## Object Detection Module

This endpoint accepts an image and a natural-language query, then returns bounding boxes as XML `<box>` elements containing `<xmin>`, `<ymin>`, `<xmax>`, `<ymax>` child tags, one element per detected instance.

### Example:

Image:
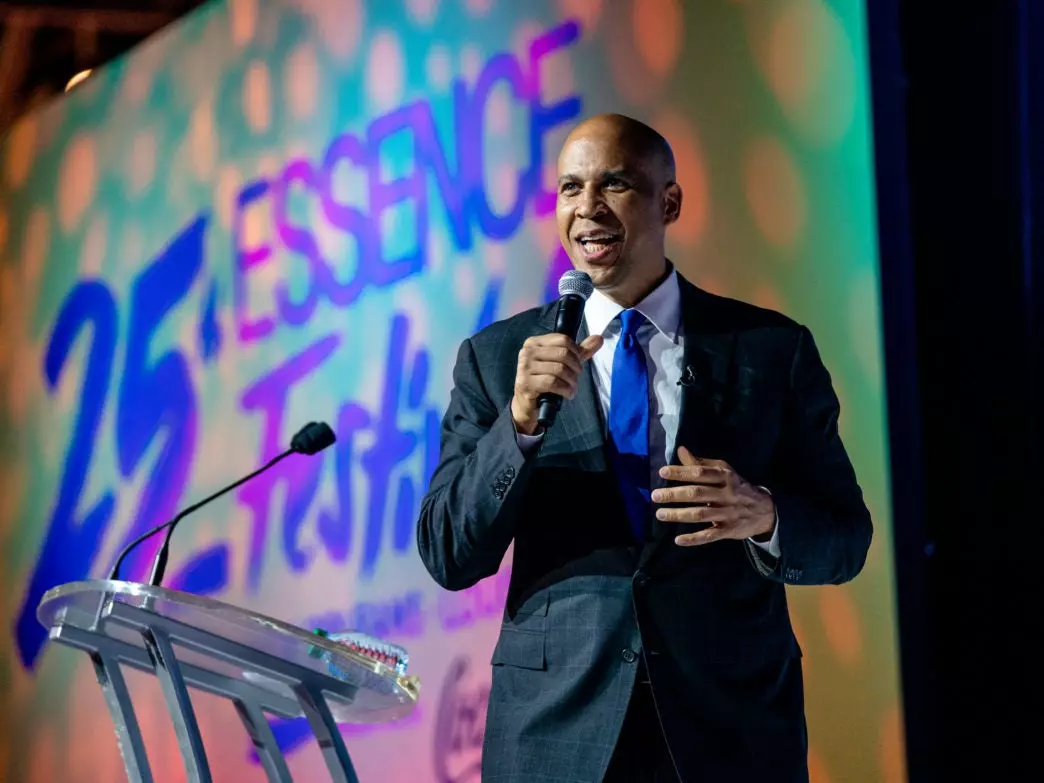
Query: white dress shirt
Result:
<box><xmin>517</xmin><ymin>269</ymin><xmax>779</xmax><ymax>557</ymax></box>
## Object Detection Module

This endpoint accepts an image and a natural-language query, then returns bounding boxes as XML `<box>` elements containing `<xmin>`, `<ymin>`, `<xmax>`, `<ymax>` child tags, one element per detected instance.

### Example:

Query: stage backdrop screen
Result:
<box><xmin>0</xmin><ymin>0</ymin><xmax>903</xmax><ymax>780</ymax></box>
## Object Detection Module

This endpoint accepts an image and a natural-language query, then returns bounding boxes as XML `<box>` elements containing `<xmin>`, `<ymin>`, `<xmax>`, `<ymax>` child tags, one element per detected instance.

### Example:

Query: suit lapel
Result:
<box><xmin>640</xmin><ymin>279</ymin><xmax>737</xmax><ymax>569</ymax></box>
<box><xmin>533</xmin><ymin>306</ymin><xmax>606</xmax><ymax>469</ymax></box>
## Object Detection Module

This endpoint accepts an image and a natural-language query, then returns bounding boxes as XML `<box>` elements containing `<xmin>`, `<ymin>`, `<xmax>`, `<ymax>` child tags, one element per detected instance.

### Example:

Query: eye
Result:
<box><xmin>605</xmin><ymin>177</ymin><xmax>628</xmax><ymax>191</ymax></box>
<box><xmin>559</xmin><ymin>181</ymin><xmax>579</xmax><ymax>195</ymax></box>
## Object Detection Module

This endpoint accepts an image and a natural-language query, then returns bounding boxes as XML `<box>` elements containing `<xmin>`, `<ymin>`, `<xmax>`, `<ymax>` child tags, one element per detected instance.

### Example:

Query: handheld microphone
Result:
<box><xmin>537</xmin><ymin>270</ymin><xmax>595</xmax><ymax>428</ymax></box>
<box><xmin>107</xmin><ymin>421</ymin><xmax>336</xmax><ymax>587</ymax></box>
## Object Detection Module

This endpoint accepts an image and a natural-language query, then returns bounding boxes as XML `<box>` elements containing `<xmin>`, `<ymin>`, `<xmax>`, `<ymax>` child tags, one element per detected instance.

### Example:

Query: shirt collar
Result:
<box><xmin>583</xmin><ymin>267</ymin><xmax>681</xmax><ymax>343</ymax></box>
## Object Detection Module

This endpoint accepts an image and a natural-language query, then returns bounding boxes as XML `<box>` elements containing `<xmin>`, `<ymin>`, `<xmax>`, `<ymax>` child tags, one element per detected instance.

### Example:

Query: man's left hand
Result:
<box><xmin>651</xmin><ymin>446</ymin><xmax>776</xmax><ymax>547</ymax></box>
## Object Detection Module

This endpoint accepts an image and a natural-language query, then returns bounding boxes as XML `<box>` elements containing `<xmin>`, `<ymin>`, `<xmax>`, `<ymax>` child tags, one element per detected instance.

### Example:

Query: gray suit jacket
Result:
<box><xmin>417</xmin><ymin>275</ymin><xmax>872</xmax><ymax>782</ymax></box>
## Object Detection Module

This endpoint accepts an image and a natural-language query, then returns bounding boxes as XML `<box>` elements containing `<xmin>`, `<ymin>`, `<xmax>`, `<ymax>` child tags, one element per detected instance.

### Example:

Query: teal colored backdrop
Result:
<box><xmin>0</xmin><ymin>1</ymin><xmax>903</xmax><ymax>780</ymax></box>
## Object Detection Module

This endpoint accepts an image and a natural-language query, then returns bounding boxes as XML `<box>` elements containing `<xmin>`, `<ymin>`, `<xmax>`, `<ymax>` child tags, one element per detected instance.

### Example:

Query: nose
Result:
<box><xmin>575</xmin><ymin>185</ymin><xmax>607</xmax><ymax>220</ymax></box>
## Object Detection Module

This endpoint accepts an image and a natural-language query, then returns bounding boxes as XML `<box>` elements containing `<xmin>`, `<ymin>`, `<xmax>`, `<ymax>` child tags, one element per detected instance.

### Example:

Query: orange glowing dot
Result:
<box><xmin>243</xmin><ymin>61</ymin><xmax>272</xmax><ymax>133</ymax></box>
<box><xmin>744</xmin><ymin>136</ymin><xmax>806</xmax><ymax>249</ymax></box>
<box><xmin>654</xmin><ymin>111</ymin><xmax>708</xmax><ymax>247</ymax></box>
<box><xmin>818</xmin><ymin>586</ymin><xmax>863</xmax><ymax>667</ymax></box>
<box><xmin>808</xmin><ymin>746</ymin><xmax>832</xmax><ymax>783</ymax></box>
<box><xmin>286</xmin><ymin>42</ymin><xmax>321</xmax><ymax>120</ymax></box>
<box><xmin>129</xmin><ymin>130</ymin><xmax>157</xmax><ymax>195</ymax></box>
<box><xmin>556</xmin><ymin>0</ymin><xmax>603</xmax><ymax>32</ymax></box>
<box><xmin>633</xmin><ymin>0</ymin><xmax>683</xmax><ymax>79</ymax></box>
<box><xmin>880</xmin><ymin>703</ymin><xmax>907</xmax><ymax>783</ymax></box>
<box><xmin>56</xmin><ymin>133</ymin><xmax>97</xmax><ymax>232</ymax></box>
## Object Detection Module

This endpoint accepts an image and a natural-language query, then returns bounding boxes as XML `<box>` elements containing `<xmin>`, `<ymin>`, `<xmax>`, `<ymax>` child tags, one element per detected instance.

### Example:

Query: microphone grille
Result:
<box><xmin>558</xmin><ymin>270</ymin><xmax>594</xmax><ymax>300</ymax></box>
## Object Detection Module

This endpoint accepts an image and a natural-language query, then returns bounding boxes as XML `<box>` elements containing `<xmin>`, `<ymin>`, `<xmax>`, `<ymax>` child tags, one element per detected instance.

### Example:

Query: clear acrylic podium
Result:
<box><xmin>37</xmin><ymin>580</ymin><xmax>421</xmax><ymax>783</ymax></box>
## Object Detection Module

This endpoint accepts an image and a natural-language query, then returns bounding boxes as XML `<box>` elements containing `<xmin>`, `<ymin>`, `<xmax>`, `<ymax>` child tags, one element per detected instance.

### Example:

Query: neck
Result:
<box><xmin>601</xmin><ymin>258</ymin><xmax>671</xmax><ymax>309</ymax></box>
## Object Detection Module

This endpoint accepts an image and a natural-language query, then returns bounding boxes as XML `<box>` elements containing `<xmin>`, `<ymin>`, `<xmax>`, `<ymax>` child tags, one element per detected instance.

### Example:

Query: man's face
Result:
<box><xmin>555</xmin><ymin>124</ymin><xmax>679</xmax><ymax>294</ymax></box>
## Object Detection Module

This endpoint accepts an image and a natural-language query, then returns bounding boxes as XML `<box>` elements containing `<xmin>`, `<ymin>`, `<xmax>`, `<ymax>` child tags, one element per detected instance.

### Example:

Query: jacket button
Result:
<box><xmin>633</xmin><ymin>572</ymin><xmax>650</xmax><ymax>589</ymax></box>
<box><xmin>621</xmin><ymin>649</ymin><xmax>637</xmax><ymax>664</ymax></box>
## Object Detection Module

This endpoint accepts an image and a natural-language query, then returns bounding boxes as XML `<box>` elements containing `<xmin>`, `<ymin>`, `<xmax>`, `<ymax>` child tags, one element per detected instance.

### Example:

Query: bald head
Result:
<box><xmin>562</xmin><ymin>113</ymin><xmax>676</xmax><ymax>184</ymax></box>
<box><xmin>555</xmin><ymin>113</ymin><xmax>683</xmax><ymax>306</ymax></box>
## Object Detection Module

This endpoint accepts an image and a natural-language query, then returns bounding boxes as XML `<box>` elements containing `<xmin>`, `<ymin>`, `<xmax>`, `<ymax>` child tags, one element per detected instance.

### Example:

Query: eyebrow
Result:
<box><xmin>557</xmin><ymin>167</ymin><xmax>634</xmax><ymax>185</ymax></box>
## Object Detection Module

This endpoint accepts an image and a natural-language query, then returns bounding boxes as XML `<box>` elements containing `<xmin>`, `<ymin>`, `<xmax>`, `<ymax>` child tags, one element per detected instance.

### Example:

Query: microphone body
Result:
<box><xmin>108</xmin><ymin>422</ymin><xmax>336</xmax><ymax>587</ymax></box>
<box><xmin>537</xmin><ymin>271</ymin><xmax>594</xmax><ymax>428</ymax></box>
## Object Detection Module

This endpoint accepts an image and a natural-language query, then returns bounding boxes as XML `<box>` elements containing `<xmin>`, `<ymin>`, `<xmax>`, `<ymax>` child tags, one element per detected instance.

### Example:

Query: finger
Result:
<box><xmin>526</xmin><ymin>360</ymin><xmax>581</xmax><ymax>383</ymax></box>
<box><xmin>525</xmin><ymin>340</ymin><xmax>581</xmax><ymax>363</ymax></box>
<box><xmin>522</xmin><ymin>374</ymin><xmax>578</xmax><ymax>399</ymax></box>
<box><xmin>526</xmin><ymin>345</ymin><xmax>584</xmax><ymax>375</ymax></box>
<box><xmin>651</xmin><ymin>485</ymin><xmax>728</xmax><ymax>505</ymax></box>
<box><xmin>655</xmin><ymin>506</ymin><xmax>733</xmax><ymax>524</ymax></box>
<box><xmin>658</xmin><ymin>465</ymin><xmax>728</xmax><ymax>485</ymax></box>
<box><xmin>674</xmin><ymin>527</ymin><xmax>724</xmax><ymax>547</ymax></box>
<box><xmin>578</xmin><ymin>334</ymin><xmax>605</xmax><ymax>361</ymax></box>
<box><xmin>531</xmin><ymin>333</ymin><xmax>583</xmax><ymax>356</ymax></box>
<box><xmin>677</xmin><ymin>445</ymin><xmax>698</xmax><ymax>466</ymax></box>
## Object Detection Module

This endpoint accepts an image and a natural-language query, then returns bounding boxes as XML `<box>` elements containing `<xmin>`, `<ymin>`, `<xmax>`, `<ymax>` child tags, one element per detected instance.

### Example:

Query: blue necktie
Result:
<box><xmin>608</xmin><ymin>309</ymin><xmax>650</xmax><ymax>542</ymax></box>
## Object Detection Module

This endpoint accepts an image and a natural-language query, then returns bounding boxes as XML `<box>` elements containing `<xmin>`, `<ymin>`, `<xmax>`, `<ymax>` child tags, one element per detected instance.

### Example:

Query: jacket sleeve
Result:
<box><xmin>745</xmin><ymin>326</ymin><xmax>873</xmax><ymax>585</ymax></box>
<box><xmin>416</xmin><ymin>337</ymin><xmax>537</xmax><ymax>591</ymax></box>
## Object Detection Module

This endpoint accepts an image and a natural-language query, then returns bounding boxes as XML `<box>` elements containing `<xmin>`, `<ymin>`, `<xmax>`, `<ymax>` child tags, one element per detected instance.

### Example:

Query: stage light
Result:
<box><xmin>65</xmin><ymin>70</ymin><xmax>92</xmax><ymax>92</ymax></box>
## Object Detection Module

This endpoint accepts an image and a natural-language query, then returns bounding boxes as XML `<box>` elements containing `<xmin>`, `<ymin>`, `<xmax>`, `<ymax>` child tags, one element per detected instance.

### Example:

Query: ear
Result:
<box><xmin>663</xmin><ymin>181</ymin><xmax>683</xmax><ymax>226</ymax></box>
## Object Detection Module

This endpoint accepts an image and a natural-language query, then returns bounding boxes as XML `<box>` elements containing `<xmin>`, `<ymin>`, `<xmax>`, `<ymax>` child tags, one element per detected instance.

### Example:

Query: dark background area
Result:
<box><xmin>872</xmin><ymin>0</ymin><xmax>1040</xmax><ymax>779</ymax></box>
<box><xmin>0</xmin><ymin>1</ymin><xmax>204</xmax><ymax>131</ymax></box>
<box><xmin>2</xmin><ymin>0</ymin><xmax>1040</xmax><ymax>779</ymax></box>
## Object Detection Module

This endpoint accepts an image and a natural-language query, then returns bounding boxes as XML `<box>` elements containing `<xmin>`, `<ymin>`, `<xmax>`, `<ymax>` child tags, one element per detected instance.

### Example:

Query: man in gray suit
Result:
<box><xmin>417</xmin><ymin>114</ymin><xmax>872</xmax><ymax>782</ymax></box>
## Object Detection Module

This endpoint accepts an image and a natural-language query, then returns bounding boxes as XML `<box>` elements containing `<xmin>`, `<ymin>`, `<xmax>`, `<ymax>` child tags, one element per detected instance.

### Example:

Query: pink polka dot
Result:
<box><xmin>80</xmin><ymin>213</ymin><xmax>108</xmax><ymax>276</ymax></box>
<box><xmin>243</xmin><ymin>61</ymin><xmax>272</xmax><ymax>133</ymax></box>
<box><xmin>460</xmin><ymin>46</ymin><xmax>484</xmax><ymax>83</ymax></box>
<box><xmin>366</xmin><ymin>32</ymin><xmax>405</xmax><ymax>111</ymax></box>
<box><xmin>654</xmin><ymin>112</ymin><xmax>708</xmax><ymax>247</ymax></box>
<box><xmin>228</xmin><ymin>0</ymin><xmax>257</xmax><ymax>47</ymax></box>
<box><xmin>484</xmin><ymin>242</ymin><xmax>508</xmax><ymax>276</ymax></box>
<box><xmin>486</xmin><ymin>89</ymin><xmax>513</xmax><ymax>135</ymax></box>
<box><xmin>743</xmin><ymin>136</ymin><xmax>806</xmax><ymax>249</ymax></box>
<box><xmin>407</xmin><ymin>0</ymin><xmax>439</xmax><ymax>25</ymax></box>
<box><xmin>22</xmin><ymin>208</ymin><xmax>50</xmax><ymax>288</ymax></box>
<box><xmin>189</xmin><ymin>100</ymin><xmax>217</xmax><ymax>181</ymax></box>
<box><xmin>5</xmin><ymin>113</ymin><xmax>37</xmax><ymax>189</ymax></box>
<box><xmin>633</xmin><ymin>0</ymin><xmax>683</xmax><ymax>78</ymax></box>
<box><xmin>512</xmin><ymin>22</ymin><xmax>544</xmax><ymax>62</ymax></box>
<box><xmin>286</xmin><ymin>42</ymin><xmax>321</xmax><ymax>120</ymax></box>
<box><xmin>489</xmin><ymin>163</ymin><xmax>520</xmax><ymax>214</ymax></box>
<box><xmin>534</xmin><ymin>214</ymin><xmax>561</xmax><ymax>257</ymax></box>
<box><xmin>454</xmin><ymin>262</ymin><xmax>477</xmax><ymax>305</ymax></box>
<box><xmin>607</xmin><ymin>7</ymin><xmax>662</xmax><ymax>105</ymax></box>
<box><xmin>57</xmin><ymin>134</ymin><xmax>97</xmax><ymax>233</ymax></box>
<box><xmin>303</xmin><ymin>0</ymin><xmax>364</xmax><ymax>63</ymax></box>
<box><xmin>129</xmin><ymin>130</ymin><xmax>157</xmax><ymax>195</ymax></box>
<box><xmin>120</xmin><ymin>40</ymin><xmax>163</xmax><ymax>105</ymax></box>
<box><xmin>556</xmin><ymin>0</ymin><xmax>603</xmax><ymax>32</ymax></box>
<box><xmin>426</xmin><ymin>45</ymin><xmax>453</xmax><ymax>92</ymax></box>
<box><xmin>465</xmin><ymin>0</ymin><xmax>493</xmax><ymax>17</ymax></box>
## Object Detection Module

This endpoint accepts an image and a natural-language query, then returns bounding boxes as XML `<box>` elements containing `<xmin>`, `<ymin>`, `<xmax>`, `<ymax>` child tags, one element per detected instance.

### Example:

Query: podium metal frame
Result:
<box><xmin>41</xmin><ymin>586</ymin><xmax>394</xmax><ymax>783</ymax></box>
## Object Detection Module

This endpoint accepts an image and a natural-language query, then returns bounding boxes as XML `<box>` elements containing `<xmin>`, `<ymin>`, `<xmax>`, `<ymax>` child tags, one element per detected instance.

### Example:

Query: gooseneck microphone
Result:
<box><xmin>107</xmin><ymin>421</ymin><xmax>336</xmax><ymax>588</ymax></box>
<box><xmin>537</xmin><ymin>270</ymin><xmax>595</xmax><ymax>428</ymax></box>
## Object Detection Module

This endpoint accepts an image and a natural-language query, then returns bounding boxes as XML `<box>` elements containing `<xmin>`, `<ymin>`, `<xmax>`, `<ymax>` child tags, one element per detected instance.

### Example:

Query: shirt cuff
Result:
<box><xmin>514</xmin><ymin>431</ymin><xmax>544</xmax><ymax>455</ymax></box>
<box><xmin>747</xmin><ymin>486</ymin><xmax>781</xmax><ymax>558</ymax></box>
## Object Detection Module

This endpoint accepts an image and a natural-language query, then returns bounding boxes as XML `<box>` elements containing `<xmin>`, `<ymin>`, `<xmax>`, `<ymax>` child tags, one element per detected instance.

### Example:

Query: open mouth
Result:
<box><xmin>575</xmin><ymin>232</ymin><xmax>623</xmax><ymax>263</ymax></box>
